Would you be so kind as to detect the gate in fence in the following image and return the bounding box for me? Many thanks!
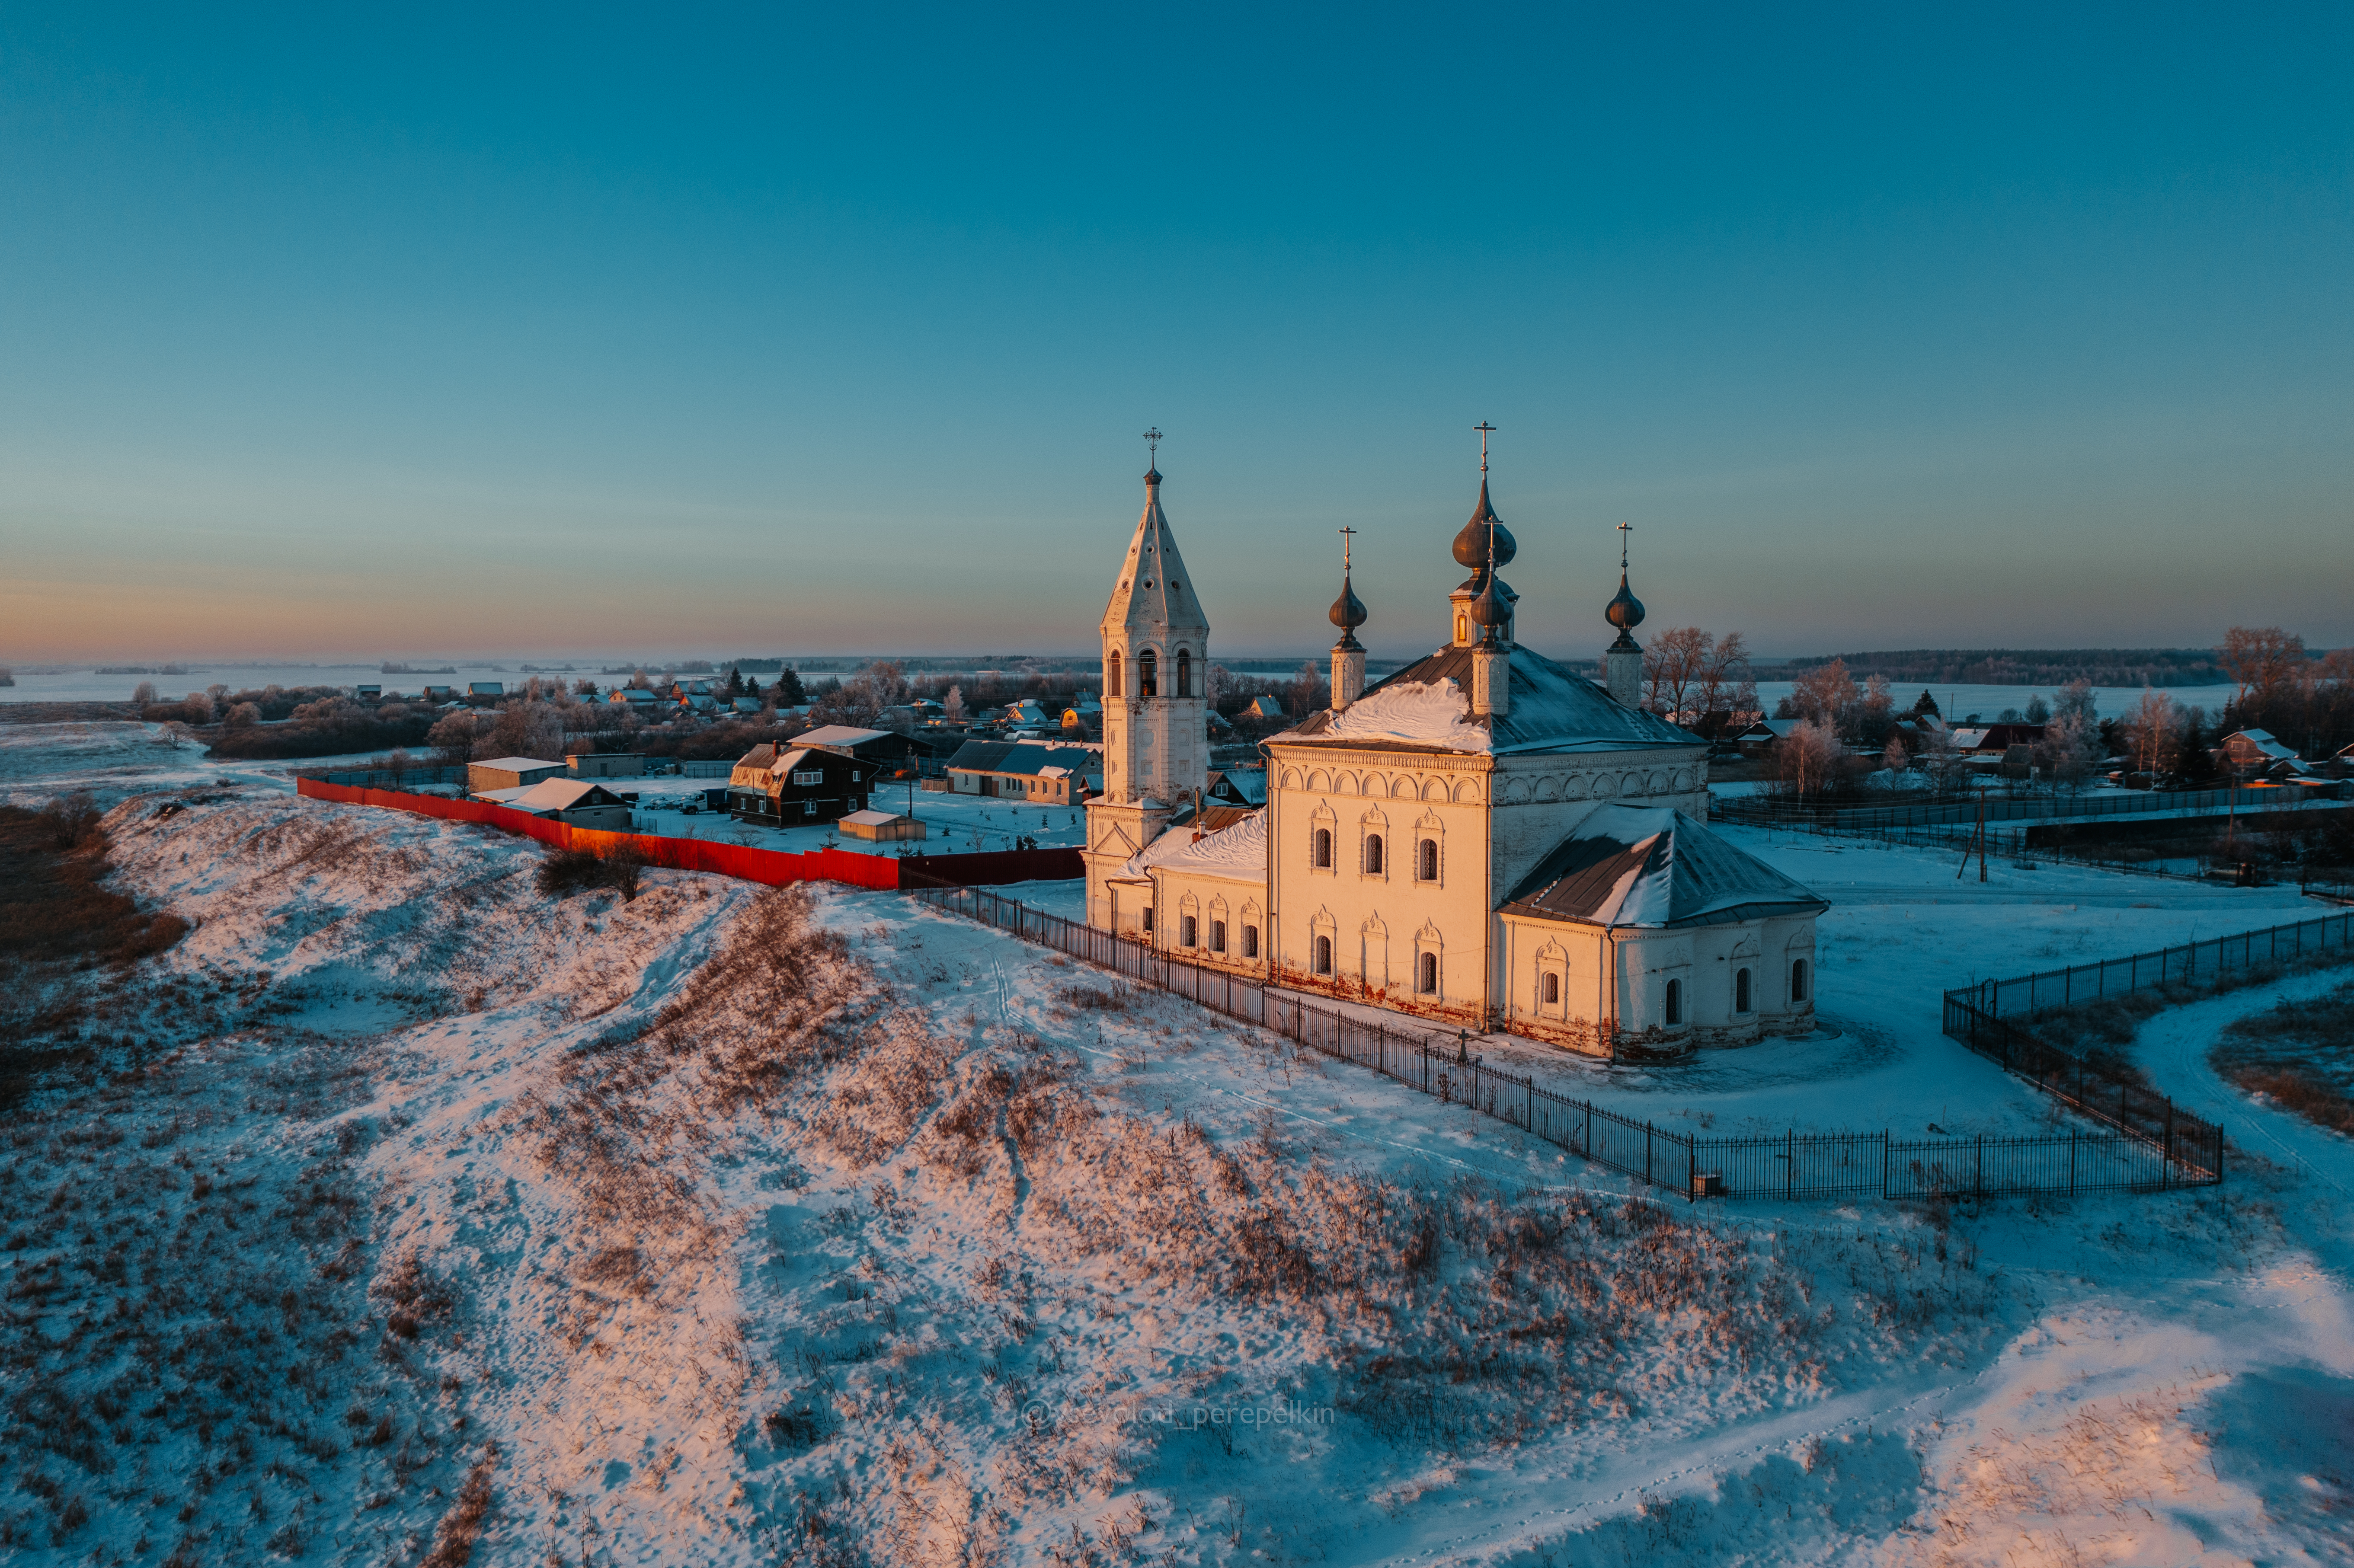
[907,882,2222,1200]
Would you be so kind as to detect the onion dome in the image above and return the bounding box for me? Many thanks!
[1450,478,1517,569]
[1329,574,1367,632]
[1468,568,1507,637]
[1145,466,1162,486]
[1605,571,1645,633]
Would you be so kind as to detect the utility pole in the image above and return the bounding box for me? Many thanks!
[1957,783,1988,881]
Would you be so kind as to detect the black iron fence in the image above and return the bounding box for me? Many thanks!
[1950,908,2354,1021]
[1941,996,2223,1181]
[908,883,2219,1200]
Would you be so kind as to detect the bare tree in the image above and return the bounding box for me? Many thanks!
[1692,631,1752,718]
[1642,627,1708,718]
[2220,626,2307,706]
[943,685,966,725]
[133,680,159,705]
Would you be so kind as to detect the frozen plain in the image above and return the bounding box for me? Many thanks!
[3,721,2351,1566]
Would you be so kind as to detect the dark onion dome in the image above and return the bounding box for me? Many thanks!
[1451,478,1517,568]
[1145,466,1162,485]
[1468,568,1507,632]
[1329,572,1367,631]
[1605,571,1645,632]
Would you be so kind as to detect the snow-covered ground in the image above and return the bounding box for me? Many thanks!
[5,721,2352,1565]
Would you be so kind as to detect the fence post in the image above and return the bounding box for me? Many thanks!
[1645,1122,1654,1187]
[1882,1130,1890,1199]
[1585,1100,1592,1155]
[1687,1137,1695,1204]
[2164,1098,2176,1186]
[1975,1134,1983,1199]
[1787,1127,1794,1200]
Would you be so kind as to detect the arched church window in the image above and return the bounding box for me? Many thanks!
[1107,651,1122,699]
[1735,968,1753,1013]
[1417,952,1438,994]
[1665,979,1683,1026]
[1314,935,1333,975]
[1179,915,1197,948]
[1312,828,1333,868]
[1364,834,1383,875]
[1140,650,1158,698]
[1542,971,1560,1006]
[1791,959,1810,1004]
[1176,648,1192,698]
[1417,838,1439,882]
[1243,925,1260,958]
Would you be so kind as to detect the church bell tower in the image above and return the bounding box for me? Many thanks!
[1084,432,1212,932]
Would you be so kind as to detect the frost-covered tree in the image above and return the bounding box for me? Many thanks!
[133,680,159,705]
[1775,719,1844,798]
[943,685,966,725]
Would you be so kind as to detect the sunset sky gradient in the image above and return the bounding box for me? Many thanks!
[3,4,2350,663]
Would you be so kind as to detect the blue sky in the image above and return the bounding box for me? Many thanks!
[3,4,2349,662]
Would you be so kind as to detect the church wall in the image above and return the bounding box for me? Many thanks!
[1495,910,1822,1055]
[1264,746,1496,1024]
[1484,749,1710,898]
[1139,864,1267,972]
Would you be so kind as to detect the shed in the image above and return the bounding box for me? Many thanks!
[354,683,382,700]
[468,682,504,700]
[469,756,568,792]
[840,809,928,842]
[567,752,645,779]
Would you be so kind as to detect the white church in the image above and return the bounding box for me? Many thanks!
[1081,441,1828,1057]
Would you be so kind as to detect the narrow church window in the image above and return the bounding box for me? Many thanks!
[1243,925,1259,958]
[1417,838,1438,881]
[1107,651,1122,698]
[1364,834,1383,875]
[1180,915,1197,948]
[1665,979,1682,1026]
[1791,959,1810,1004]
[1211,920,1226,953]
[1736,968,1753,1012]
[1313,828,1333,868]
[1140,650,1158,697]
[1142,907,1154,933]
[1314,935,1333,974]
[1417,952,1438,994]
[1176,648,1191,697]
[1542,971,1560,1006]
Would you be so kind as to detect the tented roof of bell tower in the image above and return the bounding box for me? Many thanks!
[1101,468,1210,640]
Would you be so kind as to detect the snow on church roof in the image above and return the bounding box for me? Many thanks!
[1500,805,1827,929]
[1273,644,1702,757]
[1123,808,1266,880]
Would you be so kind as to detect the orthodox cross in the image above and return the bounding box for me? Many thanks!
[1337,525,1356,573]
[1143,427,1162,466]
[1617,520,1633,570]
[1473,420,1496,472]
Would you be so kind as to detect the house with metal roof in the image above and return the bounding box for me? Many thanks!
[726,742,872,826]
[945,740,1100,803]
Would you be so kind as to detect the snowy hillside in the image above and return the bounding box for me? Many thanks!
[3,761,2351,1564]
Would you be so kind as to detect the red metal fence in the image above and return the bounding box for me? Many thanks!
[294,778,1077,890]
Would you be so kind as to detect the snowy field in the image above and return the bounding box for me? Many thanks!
[4,720,2352,1565]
